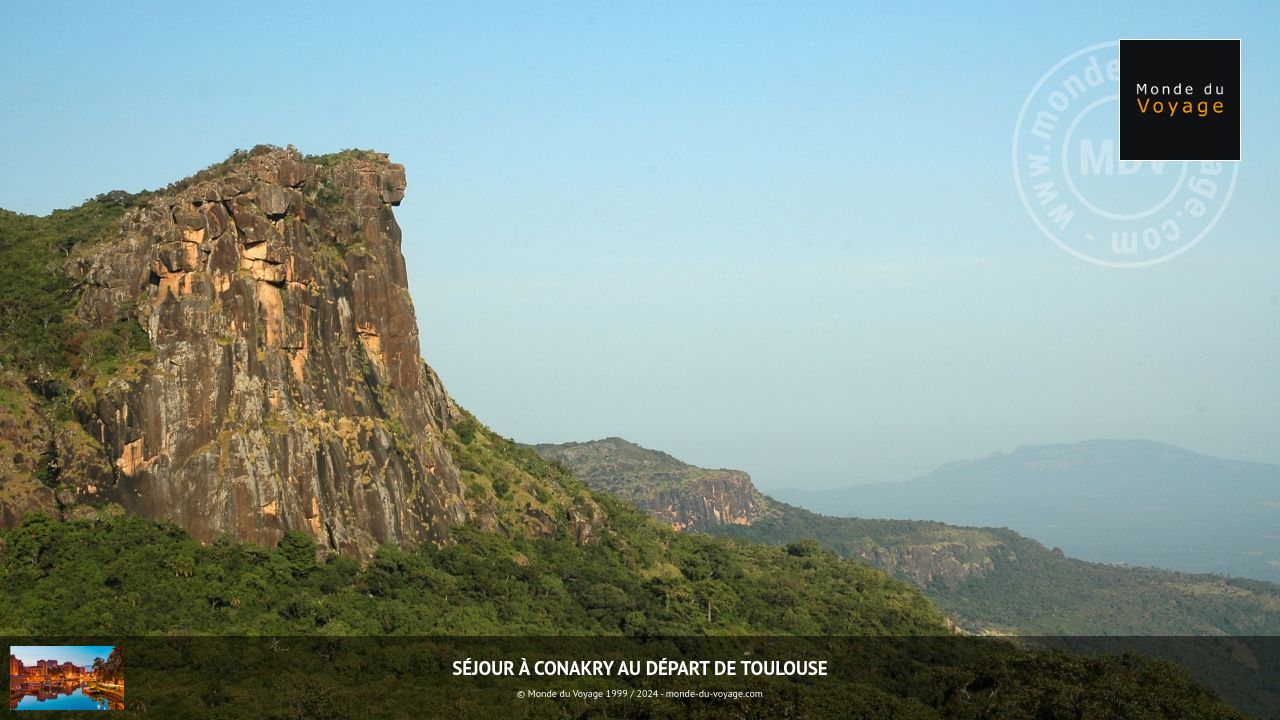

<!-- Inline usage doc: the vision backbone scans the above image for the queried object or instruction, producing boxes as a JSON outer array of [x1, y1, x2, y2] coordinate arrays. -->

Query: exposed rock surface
[[534, 438, 771, 530], [49, 147, 466, 557], [856, 542, 996, 589], [646, 468, 762, 531], [534, 437, 998, 590]]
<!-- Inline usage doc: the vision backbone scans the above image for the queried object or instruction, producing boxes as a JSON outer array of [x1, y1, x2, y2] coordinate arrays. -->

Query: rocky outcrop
[[53, 147, 466, 558], [535, 438, 1001, 590], [643, 468, 764, 531], [857, 542, 996, 589], [534, 438, 772, 530]]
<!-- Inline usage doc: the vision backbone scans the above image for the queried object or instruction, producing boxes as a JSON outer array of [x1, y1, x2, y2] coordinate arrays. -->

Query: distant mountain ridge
[[535, 437, 1280, 636], [776, 439, 1280, 583]]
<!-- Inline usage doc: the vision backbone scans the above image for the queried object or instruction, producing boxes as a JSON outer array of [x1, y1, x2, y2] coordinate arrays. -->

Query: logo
[[1119, 39, 1240, 161], [1012, 42, 1237, 267]]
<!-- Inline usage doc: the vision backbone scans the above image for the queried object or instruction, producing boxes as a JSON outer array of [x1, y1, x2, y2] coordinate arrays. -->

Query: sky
[[10, 646, 113, 669], [1, 2, 1276, 491]]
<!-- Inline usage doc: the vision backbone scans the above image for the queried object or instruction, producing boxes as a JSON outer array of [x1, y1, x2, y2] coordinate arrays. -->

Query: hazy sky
[[10, 646, 113, 668], [1, 2, 1276, 490]]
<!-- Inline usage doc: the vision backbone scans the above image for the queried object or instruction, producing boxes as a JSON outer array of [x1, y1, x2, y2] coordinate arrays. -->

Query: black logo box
[[1119, 39, 1240, 161]]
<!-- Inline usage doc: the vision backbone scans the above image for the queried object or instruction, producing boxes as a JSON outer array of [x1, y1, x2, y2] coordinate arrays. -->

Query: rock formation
[[15, 147, 474, 558], [856, 542, 996, 589], [533, 438, 771, 530], [534, 438, 1000, 590]]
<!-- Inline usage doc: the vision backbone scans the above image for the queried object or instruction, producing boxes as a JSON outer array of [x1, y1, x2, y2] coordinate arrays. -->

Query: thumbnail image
[[9, 646, 123, 711]]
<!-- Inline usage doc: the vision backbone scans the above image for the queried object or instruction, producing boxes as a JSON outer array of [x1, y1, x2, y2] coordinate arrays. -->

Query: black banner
[[7, 636, 1278, 719]]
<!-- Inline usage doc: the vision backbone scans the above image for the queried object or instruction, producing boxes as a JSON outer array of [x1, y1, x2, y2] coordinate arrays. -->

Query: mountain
[[0, 147, 1263, 717], [3, 147, 461, 557], [0, 145, 952, 637], [776, 440, 1280, 583], [536, 438, 1280, 635]]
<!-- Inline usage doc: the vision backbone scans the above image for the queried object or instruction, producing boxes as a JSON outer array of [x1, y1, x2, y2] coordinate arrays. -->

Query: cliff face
[[53, 147, 465, 557], [533, 438, 771, 530], [646, 468, 764, 531], [856, 543, 996, 589], [535, 438, 1003, 591]]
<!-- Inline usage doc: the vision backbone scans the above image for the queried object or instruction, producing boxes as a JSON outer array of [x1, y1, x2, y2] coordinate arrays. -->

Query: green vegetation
[[0, 499, 1256, 716], [448, 409, 602, 536], [0, 406, 951, 639], [0, 194, 153, 509], [711, 505, 1280, 635], [303, 147, 381, 168], [778, 440, 1280, 584], [0, 506, 946, 636], [162, 144, 280, 195], [533, 436, 752, 496], [538, 438, 1280, 636], [0, 195, 142, 382], [91, 646, 124, 684], [926, 529, 1280, 635]]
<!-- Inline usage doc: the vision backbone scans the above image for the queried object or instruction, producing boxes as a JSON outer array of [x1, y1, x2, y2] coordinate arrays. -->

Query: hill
[[0, 146, 480, 558], [532, 437, 774, 530], [536, 438, 1280, 635], [777, 440, 1280, 583], [0, 147, 1262, 717]]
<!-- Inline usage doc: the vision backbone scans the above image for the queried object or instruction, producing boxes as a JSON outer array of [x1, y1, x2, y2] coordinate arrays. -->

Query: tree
[[693, 579, 737, 625], [94, 648, 123, 684], [278, 531, 317, 577]]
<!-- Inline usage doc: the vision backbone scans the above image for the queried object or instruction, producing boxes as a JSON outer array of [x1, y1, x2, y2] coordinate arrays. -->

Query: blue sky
[[10, 646, 113, 669], [2, 2, 1277, 489]]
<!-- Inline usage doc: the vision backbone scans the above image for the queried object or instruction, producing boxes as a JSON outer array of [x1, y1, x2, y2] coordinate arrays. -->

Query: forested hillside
[[778, 440, 1280, 583], [539, 438, 1280, 635]]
